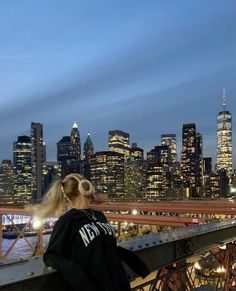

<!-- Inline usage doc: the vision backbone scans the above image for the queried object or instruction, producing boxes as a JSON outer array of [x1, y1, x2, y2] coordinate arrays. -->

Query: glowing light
[[231, 187, 236, 193], [216, 266, 226, 273], [32, 216, 45, 230], [194, 261, 201, 270], [132, 209, 138, 215], [219, 244, 227, 250]]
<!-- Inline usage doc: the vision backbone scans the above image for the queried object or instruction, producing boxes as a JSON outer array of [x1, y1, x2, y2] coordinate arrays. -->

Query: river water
[[2, 234, 51, 259]]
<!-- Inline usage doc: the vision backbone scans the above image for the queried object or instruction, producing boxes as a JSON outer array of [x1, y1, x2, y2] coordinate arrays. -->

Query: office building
[[161, 134, 177, 164], [83, 132, 94, 179], [108, 130, 130, 159], [70, 121, 81, 161], [0, 160, 14, 203], [57, 136, 71, 178], [90, 151, 124, 198], [147, 145, 170, 170], [124, 159, 147, 198], [13, 136, 32, 203], [130, 143, 144, 160], [216, 90, 233, 178], [203, 157, 212, 174], [31, 122, 45, 201], [181, 123, 203, 197], [146, 162, 165, 198]]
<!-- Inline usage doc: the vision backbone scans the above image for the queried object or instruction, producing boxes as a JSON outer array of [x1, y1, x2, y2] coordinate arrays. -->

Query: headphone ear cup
[[78, 179, 94, 197]]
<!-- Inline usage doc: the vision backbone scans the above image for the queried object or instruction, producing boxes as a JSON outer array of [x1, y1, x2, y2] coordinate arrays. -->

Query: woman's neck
[[72, 196, 89, 209]]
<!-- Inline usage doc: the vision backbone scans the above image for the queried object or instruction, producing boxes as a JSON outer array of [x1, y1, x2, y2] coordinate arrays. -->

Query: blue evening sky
[[0, 0, 235, 166]]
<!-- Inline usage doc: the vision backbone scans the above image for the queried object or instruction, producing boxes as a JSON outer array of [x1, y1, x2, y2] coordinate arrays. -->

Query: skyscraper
[[90, 151, 124, 198], [181, 123, 203, 197], [0, 160, 13, 203], [216, 89, 233, 179], [130, 143, 144, 160], [124, 159, 147, 198], [13, 136, 32, 203], [146, 162, 165, 198], [83, 132, 94, 179], [31, 122, 45, 201], [57, 136, 71, 178], [161, 134, 177, 164], [108, 130, 130, 159], [70, 121, 81, 162]]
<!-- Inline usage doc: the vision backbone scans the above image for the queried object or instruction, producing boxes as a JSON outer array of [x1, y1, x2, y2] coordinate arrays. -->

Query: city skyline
[[0, 1, 235, 165]]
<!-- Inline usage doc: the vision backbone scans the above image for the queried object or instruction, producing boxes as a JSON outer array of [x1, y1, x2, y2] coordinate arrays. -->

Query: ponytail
[[33, 180, 65, 219]]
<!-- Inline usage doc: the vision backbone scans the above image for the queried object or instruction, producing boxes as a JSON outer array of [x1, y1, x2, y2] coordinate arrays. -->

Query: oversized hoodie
[[43, 208, 132, 291]]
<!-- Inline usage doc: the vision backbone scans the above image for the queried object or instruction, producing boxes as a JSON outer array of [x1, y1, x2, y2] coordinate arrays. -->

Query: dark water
[[2, 234, 51, 259]]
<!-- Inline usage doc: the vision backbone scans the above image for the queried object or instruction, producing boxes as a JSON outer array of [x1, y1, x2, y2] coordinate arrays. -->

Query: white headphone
[[64, 174, 95, 197]]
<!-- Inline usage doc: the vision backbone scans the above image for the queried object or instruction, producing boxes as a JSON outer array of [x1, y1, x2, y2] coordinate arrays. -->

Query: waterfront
[[2, 234, 51, 259]]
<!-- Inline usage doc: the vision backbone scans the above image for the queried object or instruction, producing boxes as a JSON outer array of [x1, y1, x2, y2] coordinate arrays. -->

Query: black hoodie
[[43, 208, 134, 291]]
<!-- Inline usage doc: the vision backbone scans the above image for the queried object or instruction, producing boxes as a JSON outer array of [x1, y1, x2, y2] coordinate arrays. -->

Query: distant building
[[0, 160, 14, 203], [13, 136, 32, 203], [108, 130, 130, 159], [146, 162, 165, 198], [70, 121, 81, 161], [124, 159, 147, 198], [69, 121, 81, 173], [161, 134, 177, 164], [216, 89, 232, 179], [43, 161, 59, 193], [83, 132, 94, 179], [203, 157, 212, 174], [31, 122, 45, 201], [181, 123, 203, 197], [90, 151, 124, 198], [130, 143, 144, 160], [57, 136, 71, 178], [147, 145, 170, 170]]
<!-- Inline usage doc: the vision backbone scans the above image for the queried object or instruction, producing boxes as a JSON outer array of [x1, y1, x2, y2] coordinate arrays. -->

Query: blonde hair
[[33, 173, 95, 219]]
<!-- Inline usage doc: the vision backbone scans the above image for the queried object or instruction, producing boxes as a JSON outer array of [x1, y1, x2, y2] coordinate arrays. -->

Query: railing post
[[0, 214, 3, 259]]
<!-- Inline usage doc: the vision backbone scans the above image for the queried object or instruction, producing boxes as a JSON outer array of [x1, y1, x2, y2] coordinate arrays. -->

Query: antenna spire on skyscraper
[[222, 88, 226, 111]]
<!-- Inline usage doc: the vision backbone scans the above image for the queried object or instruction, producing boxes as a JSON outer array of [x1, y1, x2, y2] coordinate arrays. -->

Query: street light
[[131, 209, 138, 215]]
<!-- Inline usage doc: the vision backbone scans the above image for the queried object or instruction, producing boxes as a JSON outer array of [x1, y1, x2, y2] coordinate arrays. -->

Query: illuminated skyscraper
[[31, 122, 45, 201], [161, 134, 177, 164], [70, 121, 81, 161], [90, 151, 124, 197], [130, 143, 144, 160], [146, 162, 165, 198], [124, 159, 147, 198], [13, 136, 32, 203], [83, 132, 94, 179], [181, 123, 203, 197], [0, 160, 13, 203], [147, 145, 170, 170], [57, 136, 71, 178], [108, 130, 130, 159], [216, 89, 232, 178]]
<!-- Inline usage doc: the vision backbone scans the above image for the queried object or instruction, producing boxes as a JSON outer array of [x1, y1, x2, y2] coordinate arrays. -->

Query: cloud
[[0, 54, 37, 59]]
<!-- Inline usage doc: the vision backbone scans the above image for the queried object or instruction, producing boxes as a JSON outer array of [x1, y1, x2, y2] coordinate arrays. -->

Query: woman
[[35, 173, 148, 291]]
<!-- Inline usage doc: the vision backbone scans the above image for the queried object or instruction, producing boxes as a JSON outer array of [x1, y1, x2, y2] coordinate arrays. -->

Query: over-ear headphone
[[64, 174, 95, 197]]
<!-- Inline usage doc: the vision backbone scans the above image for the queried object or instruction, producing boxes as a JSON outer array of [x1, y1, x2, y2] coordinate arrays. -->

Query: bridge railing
[[0, 208, 49, 259]]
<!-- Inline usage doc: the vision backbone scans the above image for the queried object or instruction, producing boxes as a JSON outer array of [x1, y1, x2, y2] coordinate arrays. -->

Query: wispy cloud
[[0, 54, 37, 59]]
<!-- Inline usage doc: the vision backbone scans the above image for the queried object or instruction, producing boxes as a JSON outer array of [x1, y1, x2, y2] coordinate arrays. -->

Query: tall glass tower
[[70, 121, 81, 161], [31, 122, 45, 201], [13, 136, 32, 203], [216, 89, 232, 178]]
